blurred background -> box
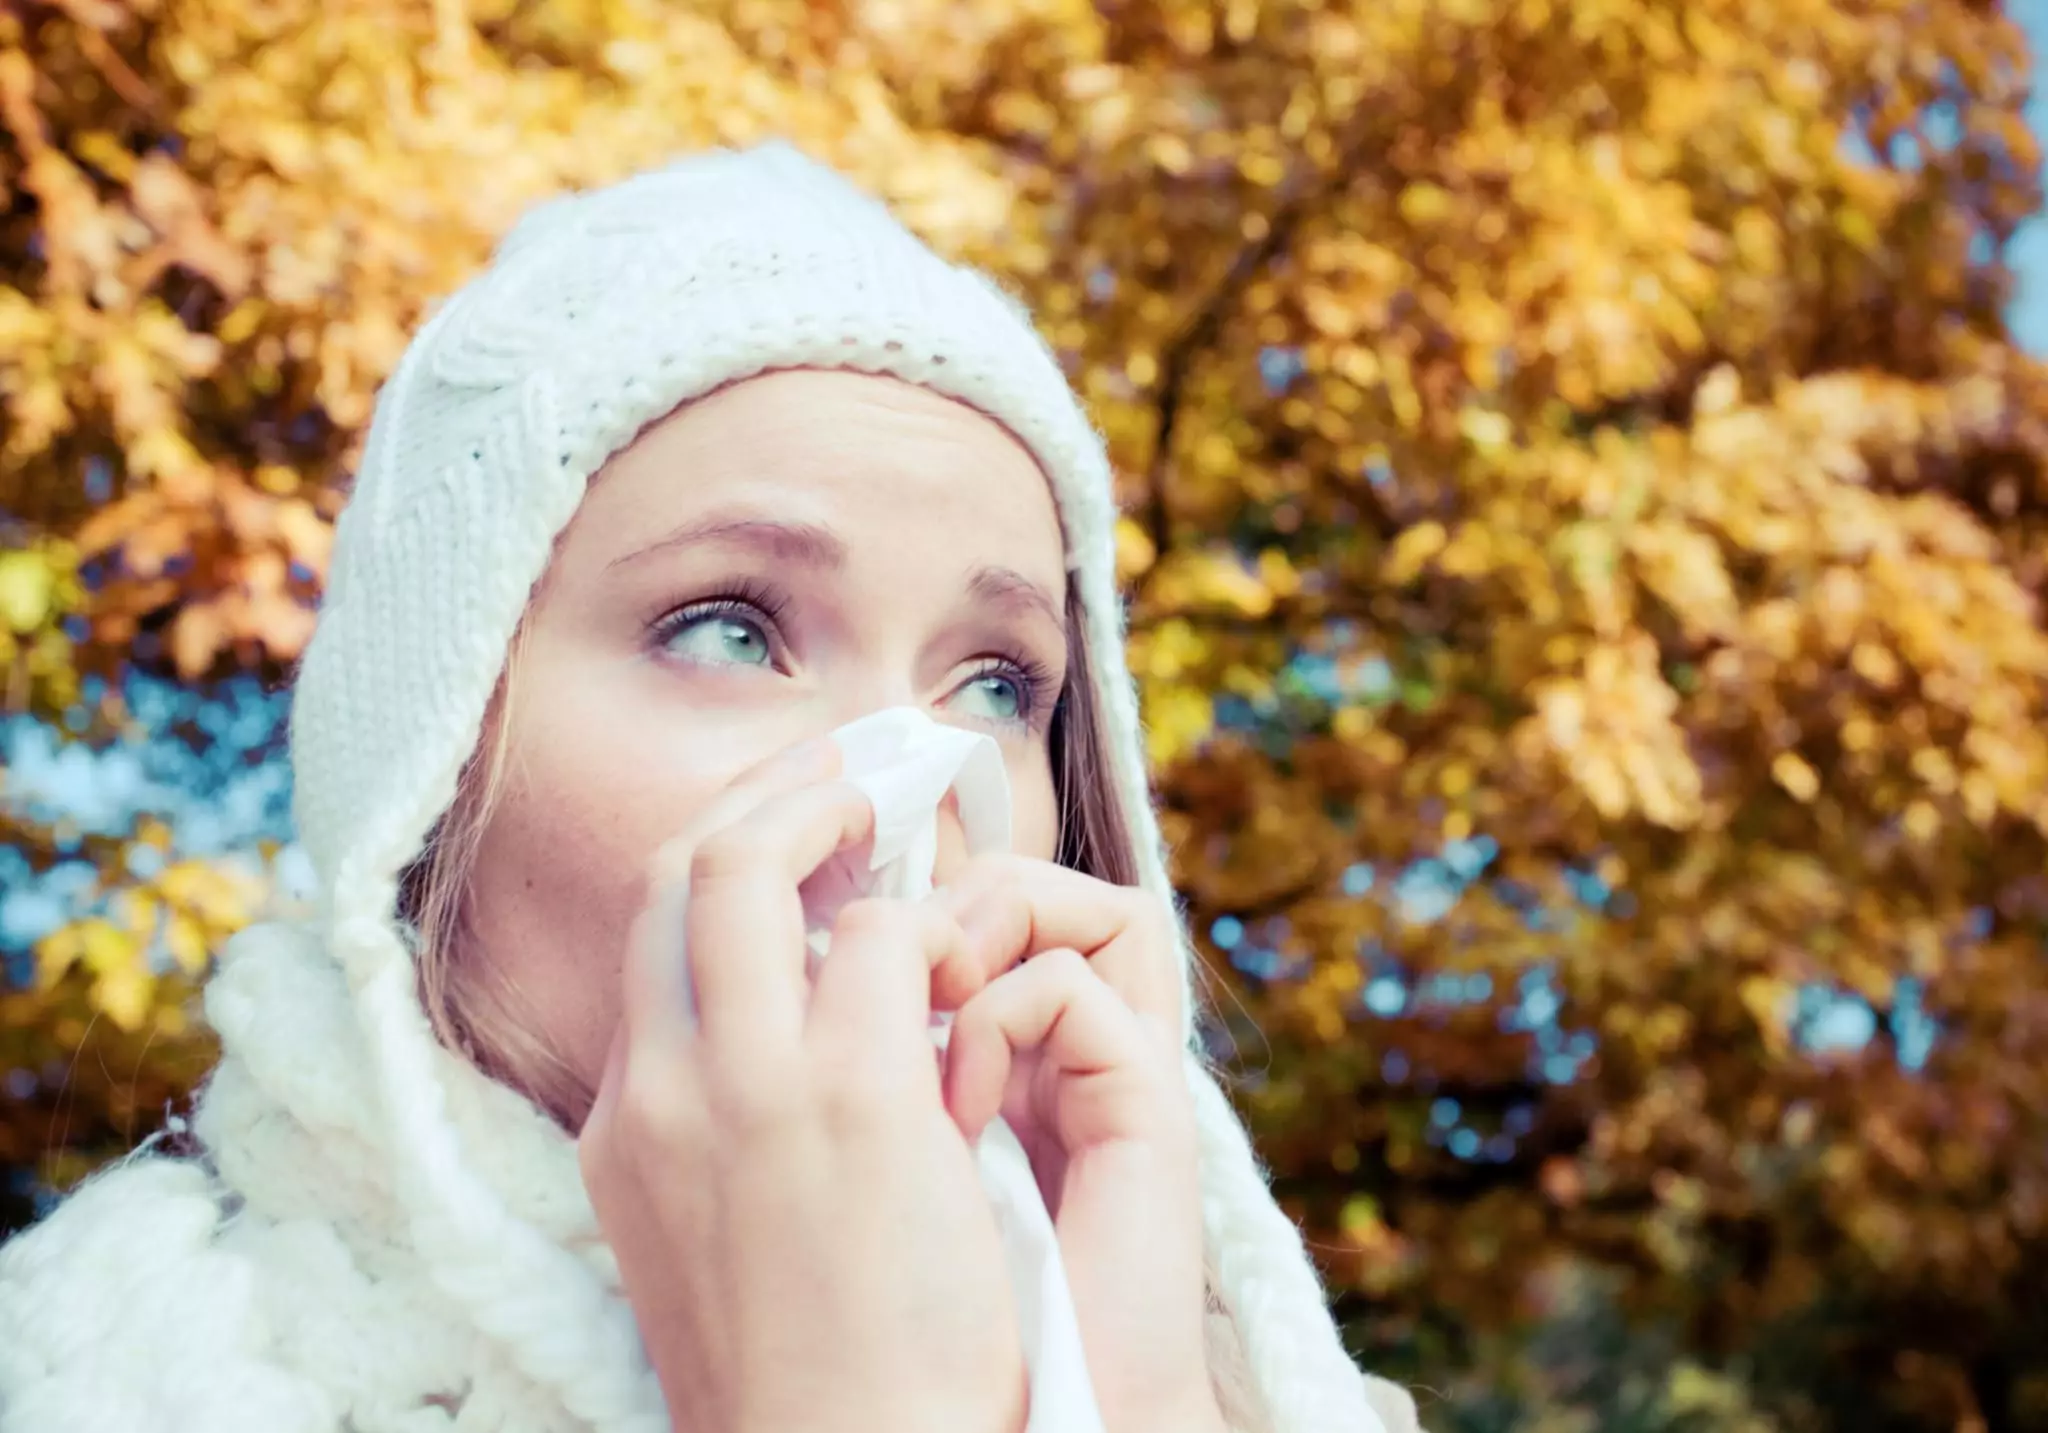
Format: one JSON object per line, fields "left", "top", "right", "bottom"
{"left": 4, "top": 0, "right": 2047, "bottom": 1429}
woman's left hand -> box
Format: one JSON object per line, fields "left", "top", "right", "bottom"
{"left": 929, "top": 857, "right": 1227, "bottom": 1433}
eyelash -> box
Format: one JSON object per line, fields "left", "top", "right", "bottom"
{"left": 647, "top": 577, "right": 793, "bottom": 663}
{"left": 961, "top": 651, "right": 1060, "bottom": 728}
{"left": 647, "top": 581, "right": 1058, "bottom": 727}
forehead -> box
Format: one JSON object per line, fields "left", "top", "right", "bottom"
{"left": 563, "top": 370, "right": 1068, "bottom": 588}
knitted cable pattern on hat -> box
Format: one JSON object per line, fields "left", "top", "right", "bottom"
{"left": 0, "top": 143, "right": 1412, "bottom": 1433}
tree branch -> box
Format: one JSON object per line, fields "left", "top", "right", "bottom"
{"left": 1141, "top": 120, "right": 1378, "bottom": 582}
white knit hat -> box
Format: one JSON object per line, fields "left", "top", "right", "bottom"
{"left": 289, "top": 142, "right": 1384, "bottom": 1433}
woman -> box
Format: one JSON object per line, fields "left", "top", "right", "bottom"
{"left": 0, "top": 144, "right": 1420, "bottom": 1433}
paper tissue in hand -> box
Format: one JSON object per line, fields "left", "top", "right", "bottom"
{"left": 802, "top": 707, "right": 1106, "bottom": 1433}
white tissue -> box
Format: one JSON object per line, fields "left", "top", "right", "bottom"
{"left": 805, "top": 707, "right": 1106, "bottom": 1433}
{"left": 798, "top": 705, "right": 1012, "bottom": 962}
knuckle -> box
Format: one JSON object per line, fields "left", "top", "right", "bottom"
{"left": 689, "top": 824, "right": 776, "bottom": 885}
{"left": 611, "top": 1053, "right": 700, "bottom": 1153}
{"left": 704, "top": 1059, "right": 811, "bottom": 1139}
{"left": 949, "top": 1001, "right": 999, "bottom": 1053}
{"left": 814, "top": 1061, "right": 897, "bottom": 1127}
{"left": 813, "top": 1050, "right": 922, "bottom": 1131}
{"left": 926, "top": 907, "right": 970, "bottom": 966}
{"left": 953, "top": 851, "right": 1026, "bottom": 898}
{"left": 647, "top": 836, "right": 697, "bottom": 890}
{"left": 831, "top": 896, "right": 909, "bottom": 943}
{"left": 1034, "top": 946, "right": 1092, "bottom": 983}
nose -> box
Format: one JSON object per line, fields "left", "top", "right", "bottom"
{"left": 826, "top": 677, "right": 926, "bottom": 731}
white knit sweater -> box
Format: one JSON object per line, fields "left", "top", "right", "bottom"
{"left": 1, "top": 921, "right": 611, "bottom": 1433}
{"left": 0, "top": 144, "right": 1421, "bottom": 1433}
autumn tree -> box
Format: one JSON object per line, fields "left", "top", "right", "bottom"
{"left": 4, "top": 2, "right": 2046, "bottom": 1429}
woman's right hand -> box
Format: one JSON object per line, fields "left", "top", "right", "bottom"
{"left": 578, "top": 738, "right": 1026, "bottom": 1433}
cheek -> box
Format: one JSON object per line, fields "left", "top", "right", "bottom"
{"left": 1009, "top": 758, "right": 1061, "bottom": 864}
{"left": 458, "top": 687, "right": 780, "bottom": 1086}
{"left": 461, "top": 763, "right": 673, "bottom": 1087}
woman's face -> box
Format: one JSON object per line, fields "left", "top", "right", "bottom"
{"left": 465, "top": 370, "right": 1070, "bottom": 1088}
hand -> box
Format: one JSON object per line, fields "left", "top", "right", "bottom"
{"left": 579, "top": 740, "right": 1027, "bottom": 1433}
{"left": 931, "top": 858, "right": 1227, "bottom": 1433}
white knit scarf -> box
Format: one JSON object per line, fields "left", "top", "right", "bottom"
{"left": 0, "top": 915, "right": 1411, "bottom": 1433}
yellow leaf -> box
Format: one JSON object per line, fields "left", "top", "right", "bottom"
{"left": 1694, "top": 364, "right": 1743, "bottom": 416}
{"left": 34, "top": 925, "right": 87, "bottom": 989}
{"left": 168, "top": 602, "right": 225, "bottom": 679}
{"left": 1397, "top": 182, "right": 1451, "bottom": 225}
{"left": 1458, "top": 407, "right": 1513, "bottom": 451}
{"left": 1255, "top": 547, "right": 1301, "bottom": 599}
{"left": 1340, "top": 1194, "right": 1383, "bottom": 1237}
{"left": 0, "top": 550, "right": 54, "bottom": 633}
{"left": 1146, "top": 134, "right": 1192, "bottom": 175}
{"left": 1143, "top": 684, "right": 1214, "bottom": 767}
{"left": 158, "top": 859, "right": 257, "bottom": 927}
{"left": 93, "top": 964, "right": 156, "bottom": 1034}
{"left": 1383, "top": 521, "right": 1448, "bottom": 585}
{"left": 1114, "top": 516, "right": 1157, "bottom": 582}
{"left": 216, "top": 300, "right": 269, "bottom": 346}
{"left": 1578, "top": 748, "right": 1629, "bottom": 818}
{"left": 1771, "top": 751, "right": 1820, "bottom": 802}
{"left": 1332, "top": 706, "right": 1373, "bottom": 741}
{"left": 80, "top": 918, "right": 136, "bottom": 976}
{"left": 119, "top": 889, "right": 163, "bottom": 939}
{"left": 165, "top": 914, "right": 212, "bottom": 976}
{"left": 1740, "top": 976, "right": 1794, "bottom": 1053}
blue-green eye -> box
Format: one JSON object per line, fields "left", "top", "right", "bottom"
{"left": 951, "top": 670, "right": 1027, "bottom": 723}
{"left": 660, "top": 608, "right": 773, "bottom": 668}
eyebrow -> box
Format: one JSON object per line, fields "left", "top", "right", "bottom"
{"left": 967, "top": 564, "right": 1063, "bottom": 632}
{"left": 608, "top": 510, "right": 1064, "bottom": 632}
{"left": 610, "top": 514, "right": 847, "bottom": 572}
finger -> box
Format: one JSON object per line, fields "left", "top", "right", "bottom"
{"left": 929, "top": 857, "right": 1185, "bottom": 1033}
{"left": 581, "top": 1023, "right": 630, "bottom": 1145}
{"left": 806, "top": 898, "right": 969, "bottom": 1075}
{"left": 622, "top": 869, "right": 698, "bottom": 1048}
{"left": 671, "top": 734, "right": 844, "bottom": 859}
{"left": 621, "top": 737, "right": 840, "bottom": 1046}
{"left": 683, "top": 780, "right": 875, "bottom": 1050}
{"left": 943, "top": 949, "right": 1159, "bottom": 1149}
{"left": 930, "top": 791, "right": 969, "bottom": 887}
